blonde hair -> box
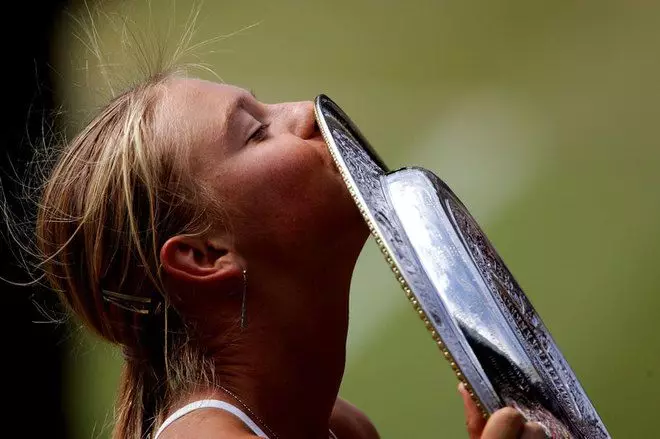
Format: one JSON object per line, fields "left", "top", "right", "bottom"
{"left": 37, "top": 68, "right": 220, "bottom": 437}
{"left": 12, "top": 3, "right": 247, "bottom": 438}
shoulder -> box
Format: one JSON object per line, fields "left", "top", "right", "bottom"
{"left": 330, "top": 397, "right": 380, "bottom": 439}
{"left": 157, "top": 408, "right": 259, "bottom": 439}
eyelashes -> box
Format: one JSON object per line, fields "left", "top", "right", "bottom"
{"left": 248, "top": 123, "right": 270, "bottom": 143}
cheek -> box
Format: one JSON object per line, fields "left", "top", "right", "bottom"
{"left": 220, "top": 143, "right": 343, "bottom": 228}
{"left": 258, "top": 148, "right": 323, "bottom": 197}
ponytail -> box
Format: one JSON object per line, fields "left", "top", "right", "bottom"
{"left": 115, "top": 357, "right": 159, "bottom": 438}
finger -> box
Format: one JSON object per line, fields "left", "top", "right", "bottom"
{"left": 459, "top": 382, "right": 486, "bottom": 439}
{"left": 481, "top": 407, "right": 526, "bottom": 439}
{"left": 520, "top": 422, "right": 549, "bottom": 439}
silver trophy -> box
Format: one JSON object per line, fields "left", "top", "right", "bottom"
{"left": 314, "top": 95, "right": 610, "bottom": 439}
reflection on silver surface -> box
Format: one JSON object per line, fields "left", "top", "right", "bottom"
{"left": 314, "top": 94, "right": 610, "bottom": 439}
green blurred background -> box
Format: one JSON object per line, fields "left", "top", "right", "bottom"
{"left": 53, "top": 1, "right": 659, "bottom": 437}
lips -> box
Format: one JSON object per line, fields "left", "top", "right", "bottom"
{"left": 309, "top": 120, "right": 328, "bottom": 148}
{"left": 311, "top": 119, "right": 323, "bottom": 140}
{"left": 307, "top": 132, "right": 339, "bottom": 177}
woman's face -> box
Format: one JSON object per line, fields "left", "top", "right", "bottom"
{"left": 160, "top": 78, "right": 366, "bottom": 265}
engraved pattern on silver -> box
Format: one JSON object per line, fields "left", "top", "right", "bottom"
{"left": 314, "top": 94, "right": 611, "bottom": 439}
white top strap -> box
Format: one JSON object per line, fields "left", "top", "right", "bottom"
{"left": 153, "top": 399, "right": 269, "bottom": 439}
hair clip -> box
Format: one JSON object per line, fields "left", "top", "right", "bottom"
{"left": 102, "top": 289, "right": 161, "bottom": 315}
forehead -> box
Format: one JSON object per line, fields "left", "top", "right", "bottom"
{"left": 160, "top": 78, "right": 248, "bottom": 126}
{"left": 165, "top": 78, "right": 247, "bottom": 103}
{"left": 156, "top": 78, "right": 251, "bottom": 157}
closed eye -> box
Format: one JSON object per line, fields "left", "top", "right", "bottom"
{"left": 248, "top": 123, "right": 270, "bottom": 143}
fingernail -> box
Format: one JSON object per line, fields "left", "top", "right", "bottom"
{"left": 511, "top": 404, "right": 529, "bottom": 421}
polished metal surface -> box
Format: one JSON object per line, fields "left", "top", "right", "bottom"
{"left": 314, "top": 94, "right": 610, "bottom": 439}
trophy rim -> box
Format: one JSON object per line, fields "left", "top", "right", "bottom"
{"left": 312, "top": 93, "right": 491, "bottom": 415}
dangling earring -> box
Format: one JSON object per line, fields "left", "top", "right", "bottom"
{"left": 240, "top": 269, "right": 248, "bottom": 330}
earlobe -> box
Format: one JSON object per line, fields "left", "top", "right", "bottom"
{"left": 160, "top": 235, "right": 241, "bottom": 285}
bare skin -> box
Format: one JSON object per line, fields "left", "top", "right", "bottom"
{"left": 159, "top": 387, "right": 547, "bottom": 438}
{"left": 159, "top": 397, "right": 378, "bottom": 439}
{"left": 154, "top": 79, "right": 547, "bottom": 439}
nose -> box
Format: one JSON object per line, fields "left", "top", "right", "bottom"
{"left": 269, "top": 101, "right": 317, "bottom": 139}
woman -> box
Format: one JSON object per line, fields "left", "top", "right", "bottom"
{"left": 36, "top": 70, "right": 548, "bottom": 438}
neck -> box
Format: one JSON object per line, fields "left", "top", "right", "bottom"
{"left": 199, "top": 238, "right": 364, "bottom": 439}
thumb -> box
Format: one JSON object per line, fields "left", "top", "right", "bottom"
{"left": 481, "top": 407, "right": 526, "bottom": 439}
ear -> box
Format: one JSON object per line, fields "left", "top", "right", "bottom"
{"left": 160, "top": 235, "right": 243, "bottom": 286}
